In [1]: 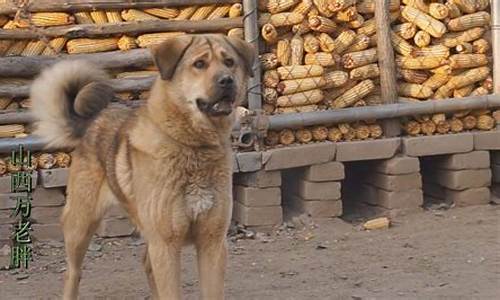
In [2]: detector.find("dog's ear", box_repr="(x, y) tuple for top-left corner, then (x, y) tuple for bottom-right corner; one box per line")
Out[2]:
(150, 35), (194, 80)
(226, 37), (256, 78)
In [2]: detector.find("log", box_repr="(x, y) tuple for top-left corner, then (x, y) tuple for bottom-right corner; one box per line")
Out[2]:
(0, 76), (156, 97)
(0, 17), (243, 39)
(0, 48), (153, 78)
(493, 1), (500, 94)
(0, 0), (240, 14)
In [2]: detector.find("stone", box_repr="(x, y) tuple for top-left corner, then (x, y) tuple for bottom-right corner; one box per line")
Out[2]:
(290, 180), (341, 200)
(39, 168), (69, 188)
(104, 204), (129, 218)
(262, 143), (336, 171)
(364, 172), (422, 192)
(428, 169), (491, 190)
(286, 194), (342, 218)
(232, 202), (283, 226)
(360, 184), (423, 209)
(31, 206), (63, 224)
(32, 187), (65, 207)
(434, 151), (490, 170)
(402, 133), (474, 157)
(236, 152), (262, 173)
(474, 130), (500, 150)
(234, 170), (281, 188)
(233, 186), (281, 207)
(96, 218), (135, 238)
(372, 155), (420, 175)
(32, 223), (64, 241)
(446, 187), (490, 207)
(335, 138), (400, 162)
(300, 161), (345, 182)
(0, 172), (38, 193)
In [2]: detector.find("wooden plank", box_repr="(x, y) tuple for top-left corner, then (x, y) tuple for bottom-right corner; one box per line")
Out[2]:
(493, 0), (500, 94)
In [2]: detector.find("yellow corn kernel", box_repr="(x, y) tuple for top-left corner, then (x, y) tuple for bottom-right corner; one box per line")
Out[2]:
(313, 0), (334, 17)
(303, 33), (320, 53)
(398, 83), (433, 99)
(445, 66), (491, 90)
(277, 65), (324, 80)
(271, 12), (304, 27)
(290, 35), (304, 65)
(342, 48), (377, 69)
(428, 3), (449, 20)
(453, 0), (477, 14)
(414, 30), (431, 47)
(335, 6), (357, 23)
(445, 1), (462, 19)
(277, 39), (291, 66)
(348, 13), (364, 29)
(190, 5), (216, 20)
(346, 34), (370, 52)
(331, 29), (356, 54)
(393, 22), (417, 39)
(267, 0), (301, 13)
(449, 54), (488, 69)
(21, 40), (46, 56)
(41, 37), (67, 55)
(262, 23), (279, 43)
(308, 15), (336, 32)
(276, 89), (324, 107)
(329, 0), (357, 13)
(293, 0), (313, 15)
(356, 0), (400, 14)
(332, 79), (375, 108)
(396, 55), (447, 70)
(447, 11), (490, 32)
(175, 7), (198, 20)
(435, 27), (485, 48)
(118, 35), (137, 51)
(122, 9), (159, 21)
(398, 68), (429, 84)
(473, 39), (489, 54)
(136, 32), (185, 48)
(90, 11), (108, 24)
(305, 52), (335, 67)
(277, 77), (326, 94)
(229, 3), (243, 18)
(391, 31), (415, 56)
(105, 11), (123, 23)
(74, 12), (94, 24)
(323, 70), (349, 88)
(67, 38), (119, 54)
(5, 41), (28, 56)
(30, 12), (73, 26)
(207, 5), (231, 20)
(350, 63), (380, 80)
(402, 6), (446, 38)
(317, 32), (335, 53)
(143, 8), (180, 19)
(411, 45), (450, 58)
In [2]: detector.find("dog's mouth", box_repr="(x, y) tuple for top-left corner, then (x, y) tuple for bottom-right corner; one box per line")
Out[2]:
(196, 95), (235, 116)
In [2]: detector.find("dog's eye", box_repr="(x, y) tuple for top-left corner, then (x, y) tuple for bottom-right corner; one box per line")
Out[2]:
(224, 58), (234, 67)
(194, 60), (206, 69)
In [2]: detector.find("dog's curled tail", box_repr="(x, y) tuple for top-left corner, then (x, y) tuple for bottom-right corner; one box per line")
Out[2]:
(31, 60), (115, 149)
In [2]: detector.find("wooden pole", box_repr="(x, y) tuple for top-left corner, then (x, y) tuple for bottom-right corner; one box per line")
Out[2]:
(0, 17), (243, 39)
(492, 0), (500, 94)
(375, 0), (401, 137)
(0, 0), (240, 14)
(243, 0), (262, 111)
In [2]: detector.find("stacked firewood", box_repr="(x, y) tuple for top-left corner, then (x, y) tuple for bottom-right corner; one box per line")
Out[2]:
(0, 152), (71, 175)
(391, 0), (495, 135)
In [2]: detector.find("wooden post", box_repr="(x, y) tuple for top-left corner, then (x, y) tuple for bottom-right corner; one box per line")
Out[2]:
(243, 0), (262, 111)
(492, 0), (500, 95)
(375, 0), (401, 137)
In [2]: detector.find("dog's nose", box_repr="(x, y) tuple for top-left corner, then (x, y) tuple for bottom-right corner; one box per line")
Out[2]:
(218, 75), (234, 88)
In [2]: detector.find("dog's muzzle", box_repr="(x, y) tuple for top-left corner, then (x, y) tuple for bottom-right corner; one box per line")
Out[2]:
(197, 75), (237, 116)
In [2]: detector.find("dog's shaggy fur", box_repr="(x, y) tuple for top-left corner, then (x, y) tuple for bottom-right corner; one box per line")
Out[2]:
(30, 34), (255, 300)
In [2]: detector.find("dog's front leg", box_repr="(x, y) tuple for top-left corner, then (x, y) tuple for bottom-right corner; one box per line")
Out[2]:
(195, 236), (228, 300)
(147, 241), (182, 300)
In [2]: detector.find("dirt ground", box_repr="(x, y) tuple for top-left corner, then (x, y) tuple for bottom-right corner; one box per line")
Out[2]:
(0, 204), (499, 300)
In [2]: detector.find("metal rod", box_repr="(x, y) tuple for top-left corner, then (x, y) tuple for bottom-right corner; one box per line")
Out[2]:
(243, 0), (262, 111)
(492, 0), (500, 94)
(268, 95), (500, 130)
(0, 136), (49, 153)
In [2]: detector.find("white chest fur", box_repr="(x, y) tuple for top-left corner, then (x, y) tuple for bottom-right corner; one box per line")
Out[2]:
(185, 184), (215, 220)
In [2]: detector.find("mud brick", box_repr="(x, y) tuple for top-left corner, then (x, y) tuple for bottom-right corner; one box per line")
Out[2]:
(105, 204), (129, 218)
(97, 217), (135, 238)
(233, 186), (281, 207)
(290, 180), (341, 200)
(232, 202), (283, 226)
(39, 168), (69, 188)
(0, 172), (38, 193)
(234, 170), (281, 188)
(474, 130), (500, 150)
(32, 187), (65, 207)
(32, 223), (63, 241)
(430, 169), (491, 190)
(263, 143), (336, 171)
(300, 162), (345, 182)
(360, 184), (423, 209)
(446, 187), (490, 207)
(0, 209), (13, 224)
(286, 194), (342, 218)
(236, 152), (262, 173)
(31, 206), (63, 224)
(402, 133), (474, 157)
(435, 151), (490, 170)
(0, 193), (22, 210)
(364, 172), (422, 192)
(0, 224), (11, 248)
(335, 138), (400, 162)
(373, 155), (420, 175)
(232, 153), (238, 173)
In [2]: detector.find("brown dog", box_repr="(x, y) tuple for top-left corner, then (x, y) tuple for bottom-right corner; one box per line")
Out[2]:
(30, 34), (255, 299)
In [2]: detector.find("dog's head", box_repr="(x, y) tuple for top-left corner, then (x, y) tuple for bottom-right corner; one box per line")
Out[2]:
(150, 34), (255, 118)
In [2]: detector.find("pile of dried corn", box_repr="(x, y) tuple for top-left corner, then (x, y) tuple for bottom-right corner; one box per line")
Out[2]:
(0, 151), (71, 175)
(392, 0), (495, 136)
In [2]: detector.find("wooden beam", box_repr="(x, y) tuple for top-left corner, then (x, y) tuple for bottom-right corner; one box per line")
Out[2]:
(243, 0), (262, 111)
(492, 1), (500, 94)
(375, 0), (401, 137)
(0, 0), (240, 14)
(0, 17), (243, 39)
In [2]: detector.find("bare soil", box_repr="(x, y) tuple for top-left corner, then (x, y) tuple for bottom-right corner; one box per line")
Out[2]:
(1, 204), (499, 300)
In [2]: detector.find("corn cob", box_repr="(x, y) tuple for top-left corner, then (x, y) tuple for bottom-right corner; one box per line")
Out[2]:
(305, 52), (336, 67)
(261, 53), (279, 70)
(136, 32), (185, 48)
(411, 45), (450, 58)
(5, 41), (28, 56)
(262, 23), (279, 43)
(403, 0), (429, 13)
(118, 35), (137, 51)
(342, 126), (356, 141)
(323, 71), (349, 89)
(405, 120), (421, 136)
(175, 6), (198, 20)
(292, 20), (312, 34)
(447, 12), (490, 32)
(324, 81), (358, 105)
(227, 3), (243, 18)
(332, 79), (375, 108)
(0, 124), (25, 138)
(414, 30), (431, 47)
(264, 70), (280, 88)
(275, 104), (319, 113)
(472, 39), (489, 54)
(445, 66), (490, 90)
(475, 0), (489, 11)
(122, 9), (159, 21)
(476, 115), (494, 130)
(90, 11), (108, 24)
(267, 0), (301, 13)
(308, 15), (336, 33)
(471, 86), (489, 96)
(327, 127), (343, 142)
(5, 156), (22, 173)
(436, 27), (485, 48)
(471, 110), (490, 117)
(449, 54), (488, 69)
(357, 18), (377, 36)
(290, 35), (304, 64)
(277, 89), (324, 107)
(350, 63), (380, 80)
(449, 118), (464, 133)
(422, 72), (449, 91)
(398, 68), (428, 84)
(277, 39), (291, 66)
(364, 94), (382, 105)
(0, 158), (6, 175)
(402, 6), (447, 38)
(428, 3), (449, 20)
(456, 42), (473, 54)
(74, 12), (94, 24)
(0, 15), (8, 27)
(391, 31), (415, 56)
(435, 120), (451, 134)
(67, 38), (118, 54)
(342, 48), (377, 69)
(318, 32), (335, 53)
(296, 128), (313, 143)
(30, 12), (73, 26)
(348, 14), (365, 29)
(453, 0), (477, 14)
(0, 97), (11, 110)
(328, 0), (356, 13)
(279, 129), (296, 145)
(420, 119), (436, 135)
(293, 0), (313, 15)
(398, 83), (433, 99)
(190, 5), (216, 20)
(331, 30), (356, 54)
(265, 131), (280, 146)
(228, 28), (244, 39)
(37, 153), (56, 170)
(2, 20), (17, 29)
(482, 76), (493, 92)
(116, 71), (158, 79)
(21, 40), (46, 56)
(271, 12), (304, 27)
(462, 115), (477, 129)
(309, 126), (328, 141)
(357, 0), (400, 14)
(346, 34), (370, 52)
(0, 40), (13, 56)
(303, 33), (320, 53)
(393, 22), (417, 39)
(368, 124), (383, 138)
(106, 11), (123, 23)
(277, 77), (326, 94)
(204, 5), (229, 20)
(263, 88), (278, 104)
(277, 65), (324, 80)
(453, 84), (474, 98)
(335, 6), (358, 22)
(445, 1), (462, 18)
(54, 152), (71, 168)
(396, 55), (446, 70)
(144, 8), (180, 19)
(313, 0), (334, 17)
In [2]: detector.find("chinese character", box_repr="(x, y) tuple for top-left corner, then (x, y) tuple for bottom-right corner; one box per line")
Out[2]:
(10, 144), (31, 169)
(11, 194), (32, 219)
(11, 219), (33, 244)
(10, 171), (33, 193)
(10, 244), (32, 269)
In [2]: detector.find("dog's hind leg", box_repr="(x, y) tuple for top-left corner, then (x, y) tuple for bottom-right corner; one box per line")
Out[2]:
(143, 246), (159, 299)
(61, 159), (109, 300)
